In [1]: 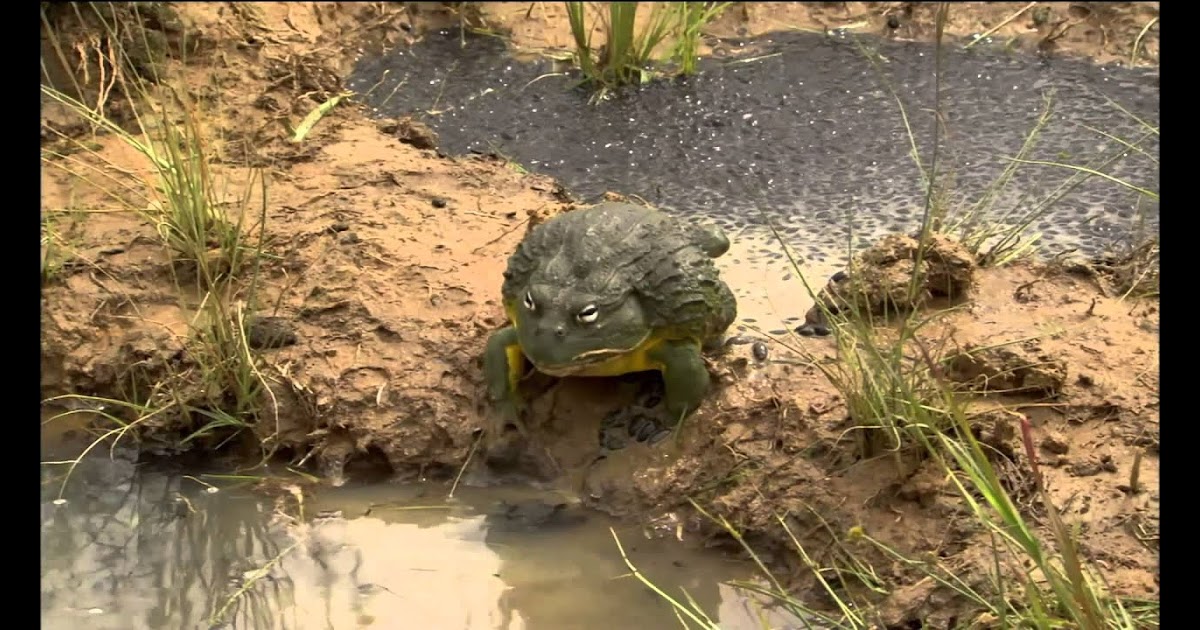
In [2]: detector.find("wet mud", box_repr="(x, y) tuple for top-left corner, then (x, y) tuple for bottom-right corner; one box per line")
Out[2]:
(41, 3), (1159, 627)
(348, 26), (1159, 267)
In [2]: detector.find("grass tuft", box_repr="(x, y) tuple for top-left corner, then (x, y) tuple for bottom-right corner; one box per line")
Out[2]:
(670, 2), (733, 76)
(41, 2), (280, 486)
(565, 1), (731, 99)
(41, 81), (264, 291)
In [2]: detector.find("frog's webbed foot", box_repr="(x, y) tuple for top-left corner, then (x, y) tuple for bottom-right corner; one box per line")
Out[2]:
(482, 326), (534, 466)
(483, 400), (529, 468)
(598, 405), (674, 451)
(597, 376), (675, 451)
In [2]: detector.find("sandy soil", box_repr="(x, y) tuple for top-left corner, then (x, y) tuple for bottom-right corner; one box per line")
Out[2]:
(460, 1), (1160, 66)
(40, 2), (1159, 624)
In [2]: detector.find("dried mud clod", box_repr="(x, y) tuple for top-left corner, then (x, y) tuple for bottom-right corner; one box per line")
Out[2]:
(377, 117), (439, 150)
(524, 201), (576, 232)
(945, 341), (1068, 397)
(797, 233), (977, 336)
(245, 316), (299, 350)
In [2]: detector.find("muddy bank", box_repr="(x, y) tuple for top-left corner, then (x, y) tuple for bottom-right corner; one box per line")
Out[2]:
(41, 3), (1158, 625)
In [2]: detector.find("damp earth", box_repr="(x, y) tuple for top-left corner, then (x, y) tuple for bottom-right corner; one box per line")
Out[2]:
(41, 3), (1159, 628)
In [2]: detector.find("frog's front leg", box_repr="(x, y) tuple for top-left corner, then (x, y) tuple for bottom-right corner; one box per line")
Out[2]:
(626, 339), (711, 444)
(483, 326), (529, 438)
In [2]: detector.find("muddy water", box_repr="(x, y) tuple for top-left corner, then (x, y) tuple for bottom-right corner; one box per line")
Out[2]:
(347, 28), (1158, 328)
(41, 439), (801, 630)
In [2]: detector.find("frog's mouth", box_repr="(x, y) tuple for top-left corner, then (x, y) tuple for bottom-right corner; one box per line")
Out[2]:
(531, 349), (624, 377)
(530, 336), (649, 377)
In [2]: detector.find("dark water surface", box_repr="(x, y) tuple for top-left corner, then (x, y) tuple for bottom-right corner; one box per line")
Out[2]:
(41, 436), (797, 630)
(348, 28), (1158, 267)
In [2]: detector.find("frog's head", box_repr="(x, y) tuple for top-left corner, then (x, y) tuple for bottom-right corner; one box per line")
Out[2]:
(505, 266), (651, 376)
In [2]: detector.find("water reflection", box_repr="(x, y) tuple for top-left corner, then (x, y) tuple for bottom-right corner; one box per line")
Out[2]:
(41, 446), (802, 630)
(41, 448), (294, 629)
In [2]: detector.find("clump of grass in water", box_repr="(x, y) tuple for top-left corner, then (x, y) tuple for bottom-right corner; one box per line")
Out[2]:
(41, 3), (281, 489)
(182, 295), (279, 447)
(622, 3), (1157, 627)
(933, 98), (1159, 269)
(670, 2), (733, 76)
(565, 1), (731, 99)
(1103, 199), (1159, 300)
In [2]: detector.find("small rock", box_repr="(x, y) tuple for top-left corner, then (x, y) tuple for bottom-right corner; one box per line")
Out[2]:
(1040, 430), (1070, 455)
(330, 221), (350, 233)
(431, 197), (448, 209)
(378, 116), (439, 150)
(1068, 454), (1118, 477)
(752, 341), (769, 361)
(339, 231), (361, 244)
(246, 316), (298, 350)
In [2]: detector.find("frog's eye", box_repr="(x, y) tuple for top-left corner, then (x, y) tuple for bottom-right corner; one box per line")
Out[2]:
(576, 304), (599, 324)
(523, 291), (536, 311)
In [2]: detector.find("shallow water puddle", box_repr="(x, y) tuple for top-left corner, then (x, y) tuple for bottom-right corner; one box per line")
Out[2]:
(41, 445), (802, 630)
(717, 235), (843, 336)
